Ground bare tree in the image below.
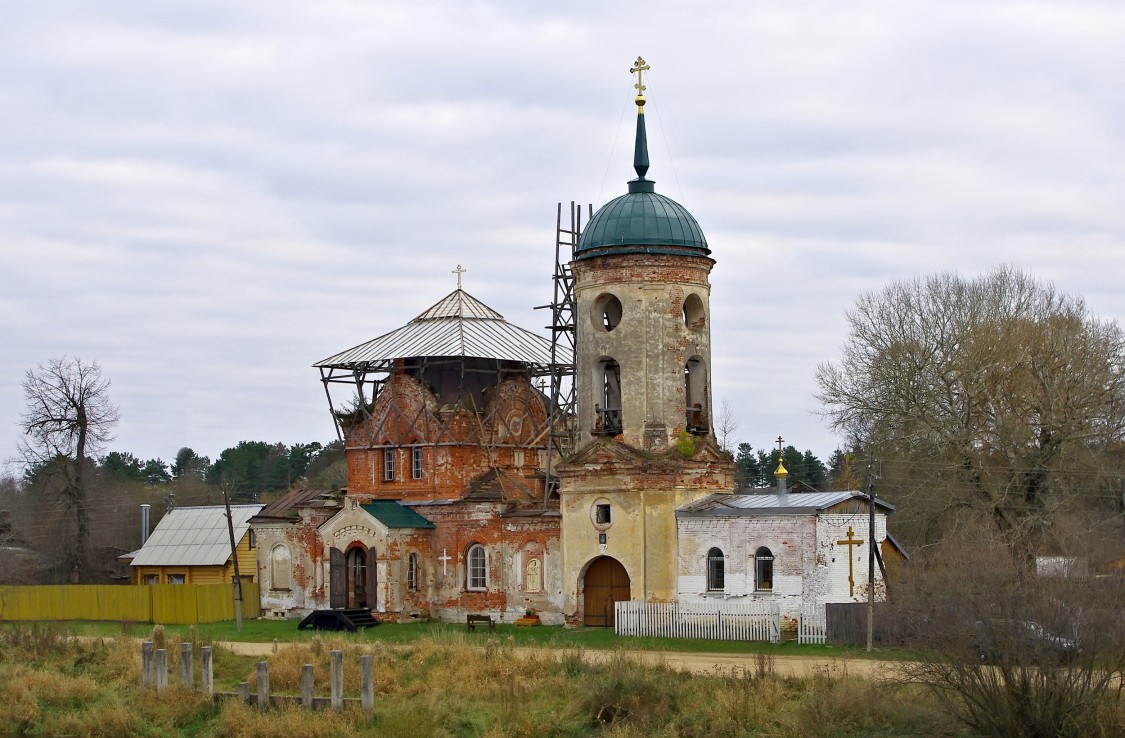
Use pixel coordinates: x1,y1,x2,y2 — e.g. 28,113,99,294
19,357,119,582
817,267,1125,556
883,519,1125,736
715,400,740,454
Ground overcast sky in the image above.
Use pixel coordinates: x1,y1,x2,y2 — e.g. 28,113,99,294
2,1,1124,474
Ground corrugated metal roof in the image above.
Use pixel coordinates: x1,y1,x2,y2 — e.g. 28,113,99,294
130,505,263,567
314,289,565,369
361,501,435,529
677,491,894,517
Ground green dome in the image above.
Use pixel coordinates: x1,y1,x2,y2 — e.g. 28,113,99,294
575,186,710,261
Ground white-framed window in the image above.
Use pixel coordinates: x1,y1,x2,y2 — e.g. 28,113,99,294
707,547,725,592
143,574,159,585
383,448,395,481
755,547,774,591
412,447,423,479
407,552,419,591
467,544,487,591
270,543,291,591
168,573,186,585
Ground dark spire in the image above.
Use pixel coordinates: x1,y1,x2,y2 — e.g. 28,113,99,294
628,56,655,194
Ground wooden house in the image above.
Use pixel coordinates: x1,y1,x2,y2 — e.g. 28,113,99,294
130,504,263,586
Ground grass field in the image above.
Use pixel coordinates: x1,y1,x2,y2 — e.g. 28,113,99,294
0,622,958,737
23,617,900,659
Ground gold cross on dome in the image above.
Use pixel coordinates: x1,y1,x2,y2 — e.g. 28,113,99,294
452,264,467,289
630,56,650,97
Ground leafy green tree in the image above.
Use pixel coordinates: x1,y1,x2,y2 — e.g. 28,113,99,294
171,447,210,480
141,458,171,485
734,443,762,490
100,451,144,482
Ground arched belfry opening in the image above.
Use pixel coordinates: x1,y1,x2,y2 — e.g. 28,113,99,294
685,356,708,434
594,358,622,435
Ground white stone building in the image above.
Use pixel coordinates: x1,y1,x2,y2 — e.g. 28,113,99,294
675,490,901,620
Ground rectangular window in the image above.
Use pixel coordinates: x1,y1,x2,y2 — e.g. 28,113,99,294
412,446,423,479
595,504,611,525
383,448,395,481
168,574,186,585
143,574,159,585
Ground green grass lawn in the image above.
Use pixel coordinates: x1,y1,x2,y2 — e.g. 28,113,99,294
9,617,904,659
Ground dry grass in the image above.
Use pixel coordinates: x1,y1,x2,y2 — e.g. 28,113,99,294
0,624,974,736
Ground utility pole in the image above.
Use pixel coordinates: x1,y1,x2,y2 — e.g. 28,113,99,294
223,485,243,633
866,463,876,652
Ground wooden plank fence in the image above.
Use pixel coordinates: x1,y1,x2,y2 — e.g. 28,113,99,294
615,600,780,642
798,604,827,644
0,583,259,624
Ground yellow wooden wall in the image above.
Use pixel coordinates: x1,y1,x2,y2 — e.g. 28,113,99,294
0,582,260,624
132,531,258,586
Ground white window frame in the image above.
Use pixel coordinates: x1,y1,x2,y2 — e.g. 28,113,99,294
755,547,774,592
407,552,419,591
412,446,423,479
467,544,487,591
706,547,725,592
383,448,395,481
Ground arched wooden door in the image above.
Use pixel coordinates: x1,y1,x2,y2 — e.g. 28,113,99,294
583,556,630,627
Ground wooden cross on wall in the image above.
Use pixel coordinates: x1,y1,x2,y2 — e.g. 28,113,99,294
836,526,865,597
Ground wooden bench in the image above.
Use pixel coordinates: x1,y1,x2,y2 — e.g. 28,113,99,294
466,614,495,632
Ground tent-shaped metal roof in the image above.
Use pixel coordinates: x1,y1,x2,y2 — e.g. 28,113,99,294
130,504,263,567
314,289,565,370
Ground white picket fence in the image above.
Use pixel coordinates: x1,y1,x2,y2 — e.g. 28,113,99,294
614,600,780,642
798,604,827,644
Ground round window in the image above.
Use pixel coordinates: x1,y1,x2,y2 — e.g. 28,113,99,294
593,293,623,332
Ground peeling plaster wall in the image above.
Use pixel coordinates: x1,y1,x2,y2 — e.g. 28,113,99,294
558,442,734,621
675,510,890,619
573,253,715,451
255,506,337,617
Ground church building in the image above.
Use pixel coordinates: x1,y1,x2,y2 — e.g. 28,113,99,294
251,59,892,627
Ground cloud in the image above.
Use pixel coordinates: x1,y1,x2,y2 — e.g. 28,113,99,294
2,0,1124,472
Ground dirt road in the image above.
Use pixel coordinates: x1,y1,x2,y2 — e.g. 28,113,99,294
213,640,898,680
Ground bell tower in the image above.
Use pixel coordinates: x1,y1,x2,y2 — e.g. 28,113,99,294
572,57,716,452
558,59,734,624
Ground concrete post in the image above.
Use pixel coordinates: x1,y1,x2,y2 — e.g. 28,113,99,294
330,650,343,710
301,664,314,708
257,661,270,710
200,646,213,695
360,654,374,712
141,641,153,687
154,649,167,692
180,643,194,688
238,681,250,703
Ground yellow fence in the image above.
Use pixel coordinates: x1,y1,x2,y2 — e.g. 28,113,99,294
0,582,260,625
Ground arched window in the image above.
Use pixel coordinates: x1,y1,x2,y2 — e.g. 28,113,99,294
683,293,705,330
594,358,622,434
755,547,774,592
684,356,708,434
270,544,291,591
706,547,725,592
467,544,487,591
407,552,419,591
